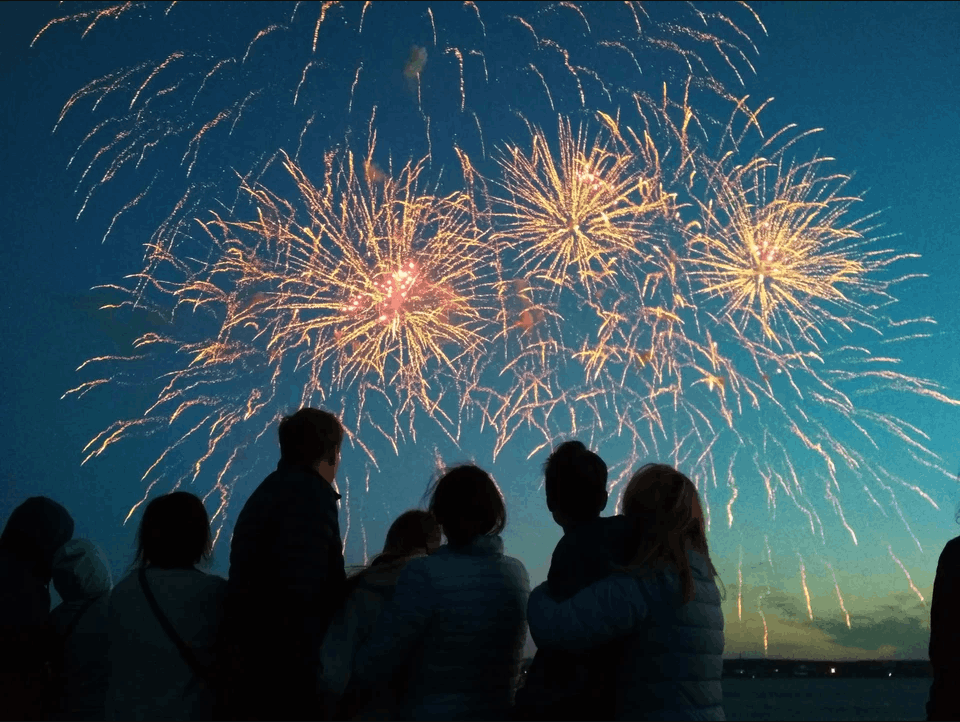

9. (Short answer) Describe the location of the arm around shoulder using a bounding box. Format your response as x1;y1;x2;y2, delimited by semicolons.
527;573;646;651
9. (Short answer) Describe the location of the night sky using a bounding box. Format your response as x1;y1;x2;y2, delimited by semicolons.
2;1;958;661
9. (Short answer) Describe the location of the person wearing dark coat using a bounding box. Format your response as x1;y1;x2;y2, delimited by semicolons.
217;407;347;721
514;441;634;721
928;534;960;720
0;496;75;721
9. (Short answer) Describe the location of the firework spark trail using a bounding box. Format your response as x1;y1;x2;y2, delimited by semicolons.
40;3;960;637
888;544;927;606
757;589;770;655
798;553;813;621
827;561;851;629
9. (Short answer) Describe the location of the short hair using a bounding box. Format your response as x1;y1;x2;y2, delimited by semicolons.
544;440;608;521
135;492;212;569
278;407;344;467
427;465;506;546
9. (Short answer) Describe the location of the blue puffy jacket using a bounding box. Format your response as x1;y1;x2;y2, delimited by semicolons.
349;534;529;721
527;549;725;721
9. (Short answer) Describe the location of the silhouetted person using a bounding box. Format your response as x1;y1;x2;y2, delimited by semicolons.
0;496;74;721
928;531;960;720
105;492;226;721
218;407;346;721
347;464;530;721
322;509;442;720
527;463;725;721
514;441;634;720
49;539;113;721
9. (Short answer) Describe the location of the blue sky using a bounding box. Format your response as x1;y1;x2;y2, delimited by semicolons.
2;1;958;660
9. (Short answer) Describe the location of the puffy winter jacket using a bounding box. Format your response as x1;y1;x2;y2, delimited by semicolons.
528;549;725;721
350;535;529;721
321;555;423;719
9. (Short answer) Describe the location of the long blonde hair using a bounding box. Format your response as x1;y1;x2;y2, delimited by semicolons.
619;464;721;604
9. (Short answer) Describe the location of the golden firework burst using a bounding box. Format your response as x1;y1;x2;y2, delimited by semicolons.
495;114;671;297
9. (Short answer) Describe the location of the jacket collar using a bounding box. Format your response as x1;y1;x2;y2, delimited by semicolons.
444;534;504;556
276;459;342;501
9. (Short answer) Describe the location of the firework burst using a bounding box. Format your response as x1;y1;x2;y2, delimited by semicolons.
494;115;671;298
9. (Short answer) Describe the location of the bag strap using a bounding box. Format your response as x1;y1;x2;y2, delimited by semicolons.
138;567;212;685
61;594;101;643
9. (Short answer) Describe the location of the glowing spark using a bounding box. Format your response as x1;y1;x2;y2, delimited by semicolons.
798;554;813;621
888;544;926;605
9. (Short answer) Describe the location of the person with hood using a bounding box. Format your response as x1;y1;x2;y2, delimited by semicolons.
321;509;441;720
0;496;75;721
48;539;113;721
527;463;725;721
217;407;346;721
105;492;227;721
347;465;529;721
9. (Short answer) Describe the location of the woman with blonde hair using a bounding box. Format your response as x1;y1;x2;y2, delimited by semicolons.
527;463;725;721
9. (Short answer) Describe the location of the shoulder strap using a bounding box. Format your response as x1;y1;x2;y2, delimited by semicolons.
61;594;101;643
138;567;212;685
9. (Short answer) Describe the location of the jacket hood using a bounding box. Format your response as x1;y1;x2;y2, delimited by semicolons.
52;538;113;602
0;496;75;579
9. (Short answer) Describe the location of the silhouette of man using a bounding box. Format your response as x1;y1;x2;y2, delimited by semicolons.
218;408;346;721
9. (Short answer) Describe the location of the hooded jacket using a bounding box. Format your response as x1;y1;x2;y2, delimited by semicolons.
528;549;725;721
349;535;529;721
0;497;74;721
49;539;113;721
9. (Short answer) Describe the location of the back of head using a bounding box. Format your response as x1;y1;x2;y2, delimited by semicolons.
544;440;608;523
378;510;441;562
135;492;211;569
52;539;113;603
0;496;75;580
620;463;716;604
428;464;506;547
343;510;441;598
278;407;344;468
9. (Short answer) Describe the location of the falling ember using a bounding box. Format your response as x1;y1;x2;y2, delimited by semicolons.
758;591;770;656
828;562;851;629
888;544;927;605
798;554;813;621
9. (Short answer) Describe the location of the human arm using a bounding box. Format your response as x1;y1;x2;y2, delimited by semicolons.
527;573;646;652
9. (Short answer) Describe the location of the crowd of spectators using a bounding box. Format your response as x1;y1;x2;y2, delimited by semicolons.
1;406;737;721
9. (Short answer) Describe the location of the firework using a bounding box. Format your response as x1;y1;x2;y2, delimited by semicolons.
34;3;958;659
495;114;671;297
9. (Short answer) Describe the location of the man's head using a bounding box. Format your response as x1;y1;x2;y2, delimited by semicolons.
544;440;608;527
278;407;344;483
